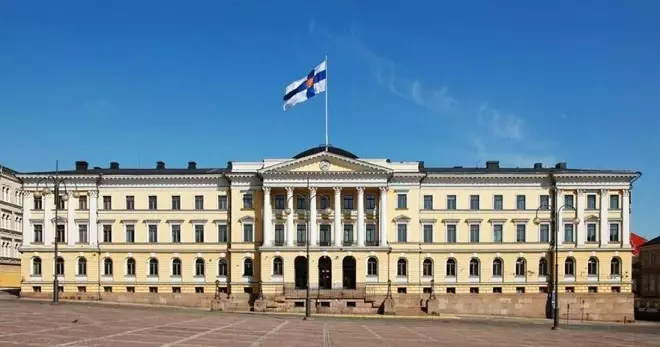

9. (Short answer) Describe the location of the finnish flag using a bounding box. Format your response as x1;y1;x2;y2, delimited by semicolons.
282;60;327;111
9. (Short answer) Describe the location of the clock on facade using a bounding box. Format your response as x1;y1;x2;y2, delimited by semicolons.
319;160;331;171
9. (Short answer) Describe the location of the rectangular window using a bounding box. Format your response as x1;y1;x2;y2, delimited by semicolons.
493;195;503;210
343;196;353;210
540;195;550;209
587;194;597;209
516;195;526;210
33;196;43;210
33;225;43;243
516;224;526;242
587;223;597;242
57;195;65;209
366;224;377;245
126;196;135;210
297;196;307;209
243;224;253;242
274;224;284;245
564;224;574;243
609;223;620;242
343;224;353;245
171;225;181;243
446;195;456;210
397;224;407;242
493;224;503;243
397;194;407;209
470;195;479;210
365;195;376;209
195;224;204;243
423;195;433;210
564;195;574;209
320;196;330;209
423;225;433;243
539;224;550;243
297;224;307;245
218;224;229;243
125;225;135;243
610;195;620;209
149;196;158;210
103;196;112;210
148;225;158;243
319;225;332;246
103;225;112;243
446;224;457;243
78;196;88;210
78;225;88;244
243;193;253;209
469;224;480;243
195;196;204;210
56;224;65;243
273;195;285;209
218;195;228;210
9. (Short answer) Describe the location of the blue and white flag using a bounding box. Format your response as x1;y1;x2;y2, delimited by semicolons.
282;60;327;111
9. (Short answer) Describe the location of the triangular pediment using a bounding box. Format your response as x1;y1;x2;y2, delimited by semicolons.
259;152;391;174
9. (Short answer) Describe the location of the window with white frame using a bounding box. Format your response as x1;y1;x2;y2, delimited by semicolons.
274;224;284;245
243;258;254;276
273;257;283;276
469;224;480;243
609;223;620;242
492;259;503;277
423;224;433;243
587;194;597;209
367;257;378;276
218;224;229;243
469;258;480;277
242;192;253;209
538;258;548;276
423;195;433;210
422;259;433;277
218;258;228;276
564;224;574;243
516;224;526;242
243;223;254;242
104;258;113;276
539;224;550;243
195;258;205;276
564;258;575;276
194;224;204;243
148;224;158;243
609;195;620;209
396;258;407;277
33;224;43;243
32;257;42;276
446;224;457;243
397;194;407;209
125;224;135;243
515;258;526;277
587;257;598;276
126;258;136;276
366;224;377;245
397;223;407;242
171;224;181;243
148;258;159;276
78;224;88;244
587;223;597;242
493;224;503;243
172;258;182;276
446;259;456;277
77;257;87;276
610;257;621;276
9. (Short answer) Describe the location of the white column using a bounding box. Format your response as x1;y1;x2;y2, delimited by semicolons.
43;194;53;246
334;187;342;247
262;187;272;246
309;187;317;246
89;191;98;246
555;189;563;246
622;189;630;246
599;189;608;247
576;189;585;247
286;187;294;247
67;195;76;246
379;187;388;247
357;187;365;247
22;192;32;246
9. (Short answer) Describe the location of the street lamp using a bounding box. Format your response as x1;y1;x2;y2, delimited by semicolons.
533;205;579;330
283;191;331;320
32;160;79;304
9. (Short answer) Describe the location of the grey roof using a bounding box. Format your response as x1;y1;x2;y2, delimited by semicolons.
642;235;660;248
421;166;639;175
20;167;228;176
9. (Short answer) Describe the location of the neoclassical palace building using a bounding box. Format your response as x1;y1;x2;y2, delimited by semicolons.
18;146;641;305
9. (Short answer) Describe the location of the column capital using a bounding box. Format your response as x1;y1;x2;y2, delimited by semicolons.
600;188;608;196
22;191;32;197
262;187;271;195
623;189;630;197
333;187;342;194
556;188;563;195
356;187;365;194
285;187;294;195
89;190;99;198
577;189;585;196
379;186;388;194
309;187;317;194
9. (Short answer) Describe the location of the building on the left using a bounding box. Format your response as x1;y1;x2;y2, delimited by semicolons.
0;165;23;287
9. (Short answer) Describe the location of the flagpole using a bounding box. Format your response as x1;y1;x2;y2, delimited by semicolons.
324;54;329;149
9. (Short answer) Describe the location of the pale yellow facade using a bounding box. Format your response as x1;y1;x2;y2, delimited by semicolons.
0;165;22;287
17;148;640;299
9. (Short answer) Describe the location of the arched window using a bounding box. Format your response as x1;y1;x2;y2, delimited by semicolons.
32;257;42;275
172;258;182;276
126;258;136;276
367;257;378;276
446;258;456;277
218;258;228;277
243;258;253;276
565;257;575;276
587;257;599;276
397;258;407;276
492;258;503;277
77;257;87;276
55;257;64;276
515;258;526;277
273;257;283;276
148;258;159;276
195;258;205;276
611;257;621;276
538;258;548;276
469;258;480;277
103;258;113;275
422;258;433;277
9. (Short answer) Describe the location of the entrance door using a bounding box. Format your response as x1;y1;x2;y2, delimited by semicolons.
294;256;308;289
318;256;332;289
342;256;357;289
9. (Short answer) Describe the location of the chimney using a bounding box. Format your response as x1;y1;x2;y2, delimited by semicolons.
486;160;500;169
156;161;166;169
188;161;197;169
533;163;543;169
75;161;89;171
555;162;567;170
109;162;119;169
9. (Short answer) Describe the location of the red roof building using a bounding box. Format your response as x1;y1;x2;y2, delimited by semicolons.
631;232;647;256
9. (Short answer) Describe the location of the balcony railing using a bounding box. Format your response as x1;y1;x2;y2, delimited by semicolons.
283;283;367;299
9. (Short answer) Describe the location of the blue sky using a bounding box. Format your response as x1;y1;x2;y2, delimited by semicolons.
1;1;659;237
